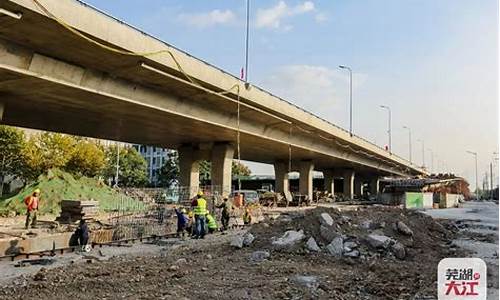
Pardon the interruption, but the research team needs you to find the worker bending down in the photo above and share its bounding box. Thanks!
[174,207,189,239]
[206,211,218,234]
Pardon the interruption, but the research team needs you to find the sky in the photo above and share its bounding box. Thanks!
[83,0,498,190]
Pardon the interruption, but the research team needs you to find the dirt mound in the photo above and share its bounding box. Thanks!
[0,169,143,216]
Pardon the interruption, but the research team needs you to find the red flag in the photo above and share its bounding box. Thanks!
[240,67,245,80]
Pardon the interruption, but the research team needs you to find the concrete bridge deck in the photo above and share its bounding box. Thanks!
[0,0,426,199]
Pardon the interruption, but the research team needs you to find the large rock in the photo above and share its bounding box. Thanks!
[272,230,305,248]
[319,213,334,226]
[306,237,320,252]
[230,235,244,249]
[344,250,360,258]
[243,232,255,247]
[391,242,406,259]
[326,236,344,257]
[320,225,339,243]
[343,241,358,250]
[249,250,270,263]
[290,275,319,290]
[360,220,373,230]
[396,221,414,236]
[366,234,393,249]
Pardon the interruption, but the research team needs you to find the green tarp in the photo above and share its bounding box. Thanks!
[405,192,423,208]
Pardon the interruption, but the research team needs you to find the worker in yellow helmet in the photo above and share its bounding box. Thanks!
[191,190,207,239]
[24,189,40,229]
[205,211,218,234]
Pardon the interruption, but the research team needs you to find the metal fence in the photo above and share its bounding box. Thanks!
[91,186,225,243]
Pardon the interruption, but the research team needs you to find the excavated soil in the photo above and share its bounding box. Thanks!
[0,206,467,300]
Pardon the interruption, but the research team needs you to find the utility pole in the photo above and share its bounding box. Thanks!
[466,151,478,200]
[115,142,120,187]
[339,65,353,136]
[380,105,392,152]
[244,0,250,83]
[490,162,493,199]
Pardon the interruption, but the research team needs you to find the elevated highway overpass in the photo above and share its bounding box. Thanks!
[0,0,426,199]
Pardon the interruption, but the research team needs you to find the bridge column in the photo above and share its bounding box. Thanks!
[354,177,363,198]
[178,145,200,199]
[299,160,314,200]
[342,170,355,199]
[369,177,380,195]
[323,169,336,195]
[211,143,235,197]
[273,161,289,194]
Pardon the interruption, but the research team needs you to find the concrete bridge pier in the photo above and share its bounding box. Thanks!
[299,160,314,200]
[179,145,201,199]
[369,177,380,195]
[274,161,290,194]
[354,177,363,198]
[211,143,235,197]
[322,169,337,195]
[342,170,355,199]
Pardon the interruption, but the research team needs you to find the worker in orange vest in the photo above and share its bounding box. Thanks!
[24,189,40,229]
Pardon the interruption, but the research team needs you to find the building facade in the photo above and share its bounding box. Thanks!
[133,145,169,186]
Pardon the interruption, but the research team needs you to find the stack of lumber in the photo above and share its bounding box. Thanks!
[56,200,99,223]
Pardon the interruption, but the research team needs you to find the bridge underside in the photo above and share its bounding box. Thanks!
[0,0,424,199]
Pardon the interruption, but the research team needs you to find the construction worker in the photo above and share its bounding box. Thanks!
[174,206,189,239]
[205,211,218,234]
[75,219,90,252]
[24,189,40,229]
[191,191,207,239]
[216,197,232,231]
[186,210,195,237]
[243,207,252,225]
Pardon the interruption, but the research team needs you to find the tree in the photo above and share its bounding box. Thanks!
[232,161,251,177]
[0,126,26,196]
[22,132,76,182]
[104,145,148,187]
[65,141,105,177]
[157,150,179,187]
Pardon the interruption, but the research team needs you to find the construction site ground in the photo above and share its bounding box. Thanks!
[0,202,498,300]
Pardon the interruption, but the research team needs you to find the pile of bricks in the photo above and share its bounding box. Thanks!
[56,200,99,223]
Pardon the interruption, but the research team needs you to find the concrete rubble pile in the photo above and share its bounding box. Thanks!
[242,206,456,263]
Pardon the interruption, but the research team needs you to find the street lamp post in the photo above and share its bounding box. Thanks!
[380,105,392,152]
[339,65,353,136]
[403,126,412,163]
[466,151,479,200]
[427,148,434,174]
[417,139,425,169]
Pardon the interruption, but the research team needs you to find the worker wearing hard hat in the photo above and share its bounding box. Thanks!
[191,191,207,239]
[24,189,40,229]
[205,211,218,234]
[174,206,189,239]
[216,197,233,231]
